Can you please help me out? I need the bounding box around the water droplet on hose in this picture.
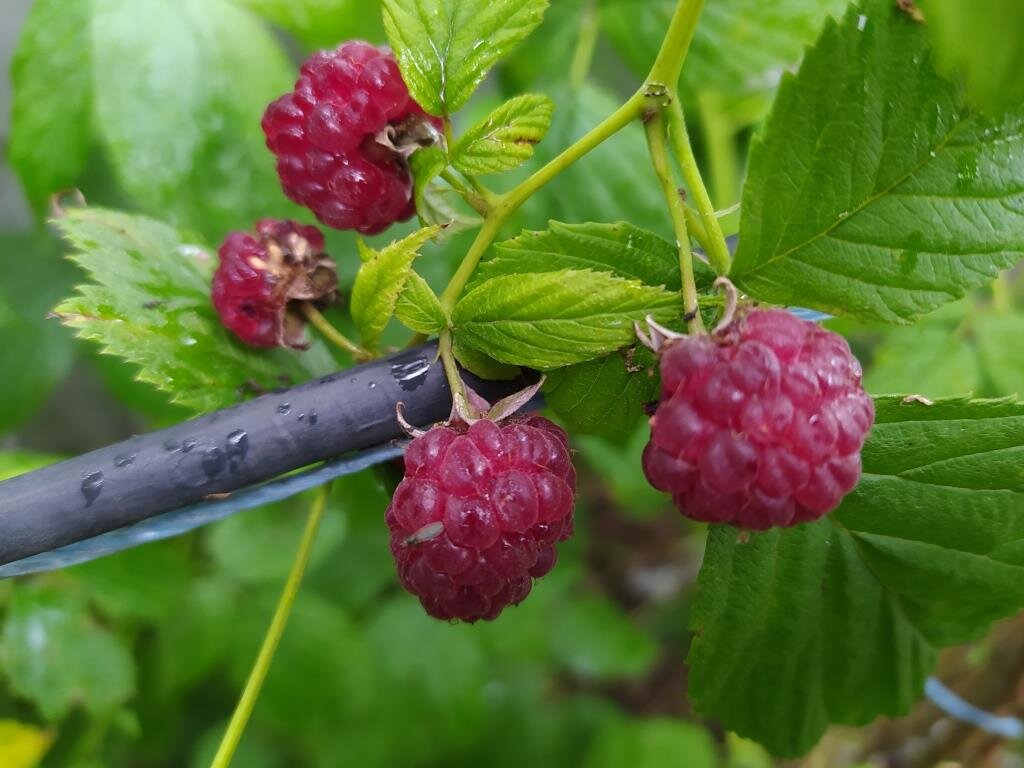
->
[297,412,305,422]
[181,438,197,453]
[81,472,104,506]
[226,430,249,461]
[163,439,180,452]
[390,353,431,392]
[114,454,136,468]
[308,410,318,426]
[202,447,226,478]
[277,402,291,415]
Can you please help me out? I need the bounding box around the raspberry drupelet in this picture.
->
[262,41,442,235]
[642,308,874,529]
[387,415,576,622]
[211,219,337,349]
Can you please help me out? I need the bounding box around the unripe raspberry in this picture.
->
[211,219,336,348]
[643,309,874,529]
[262,41,442,235]
[387,415,576,622]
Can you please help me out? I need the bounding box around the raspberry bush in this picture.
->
[5,0,1024,765]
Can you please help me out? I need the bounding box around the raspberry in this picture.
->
[642,309,874,529]
[387,415,576,622]
[262,41,442,235]
[211,219,337,348]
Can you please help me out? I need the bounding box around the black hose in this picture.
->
[0,343,535,566]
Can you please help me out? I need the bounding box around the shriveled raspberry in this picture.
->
[262,41,442,235]
[211,219,337,348]
[387,415,576,622]
[643,309,874,529]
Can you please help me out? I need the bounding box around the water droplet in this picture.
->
[163,439,180,452]
[277,402,292,415]
[368,381,377,389]
[309,410,318,426]
[225,430,249,461]
[114,454,136,468]
[81,472,104,506]
[181,438,197,453]
[390,353,431,392]
[297,412,305,422]
[202,447,226,478]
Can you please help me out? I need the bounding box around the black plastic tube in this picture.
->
[0,343,535,566]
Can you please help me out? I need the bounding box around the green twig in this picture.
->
[647,0,706,87]
[645,113,704,334]
[209,483,332,768]
[301,303,370,361]
[570,0,599,89]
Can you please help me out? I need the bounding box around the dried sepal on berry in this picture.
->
[211,219,337,349]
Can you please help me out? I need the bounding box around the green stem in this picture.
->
[438,330,466,401]
[439,169,490,215]
[647,0,706,86]
[301,303,370,360]
[209,483,332,768]
[438,215,505,313]
[569,0,599,89]
[666,99,731,275]
[645,113,704,335]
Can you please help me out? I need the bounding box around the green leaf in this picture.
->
[394,273,447,335]
[583,718,717,768]
[731,0,1024,323]
[452,94,555,175]
[549,594,659,679]
[0,586,135,719]
[350,226,440,348]
[90,0,297,236]
[483,220,715,290]
[381,0,548,115]
[545,347,658,438]
[921,0,1024,115]
[8,0,93,211]
[452,339,521,380]
[867,322,980,398]
[452,269,679,369]
[975,313,1024,397]
[0,720,54,768]
[689,397,1024,756]
[52,208,328,414]
[238,0,384,50]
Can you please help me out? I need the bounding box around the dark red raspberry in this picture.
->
[262,41,442,235]
[211,219,337,348]
[643,309,874,529]
[387,415,576,622]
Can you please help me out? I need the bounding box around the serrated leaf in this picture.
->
[394,273,447,335]
[921,0,1024,115]
[381,0,548,115]
[0,586,135,719]
[731,0,1024,322]
[91,0,297,236]
[52,208,328,414]
[689,396,1024,756]
[545,347,658,438]
[482,220,715,290]
[350,226,440,348]
[8,0,93,211]
[452,94,554,175]
[452,269,679,369]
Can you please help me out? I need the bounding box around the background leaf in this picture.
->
[730,0,1024,322]
[583,717,717,768]
[690,397,1024,756]
[0,720,54,768]
[381,0,548,115]
[452,94,555,175]
[238,0,384,50]
[452,269,680,369]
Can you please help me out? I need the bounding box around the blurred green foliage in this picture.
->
[1,0,1023,766]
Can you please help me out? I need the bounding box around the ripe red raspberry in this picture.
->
[211,219,337,348]
[642,309,874,529]
[387,415,576,622]
[262,41,442,235]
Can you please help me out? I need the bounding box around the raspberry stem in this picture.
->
[300,302,371,361]
[645,112,705,335]
[209,482,332,768]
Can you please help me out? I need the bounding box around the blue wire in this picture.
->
[924,676,1024,740]
[0,442,406,579]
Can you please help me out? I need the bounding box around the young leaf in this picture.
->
[53,208,330,414]
[8,0,94,211]
[545,347,659,439]
[689,397,1024,756]
[451,94,555,175]
[381,0,548,115]
[481,220,715,290]
[452,269,679,369]
[394,273,447,335]
[731,0,1024,322]
[921,0,1024,115]
[350,226,441,348]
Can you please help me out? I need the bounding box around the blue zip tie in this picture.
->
[0,442,407,579]
[924,676,1024,740]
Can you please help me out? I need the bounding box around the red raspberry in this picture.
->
[387,415,576,622]
[211,219,337,348]
[642,309,874,529]
[262,41,442,235]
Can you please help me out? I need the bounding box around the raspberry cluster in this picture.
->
[211,219,337,348]
[387,415,576,622]
[262,42,441,235]
[643,309,874,529]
